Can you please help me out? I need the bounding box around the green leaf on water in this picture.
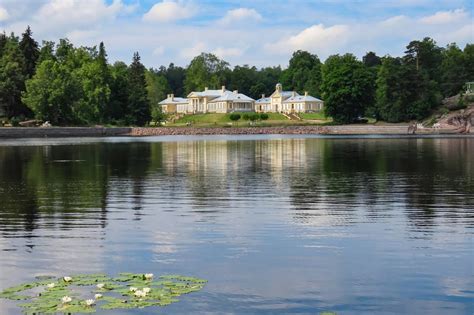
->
[0,272,206,314]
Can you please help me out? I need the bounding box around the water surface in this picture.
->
[0,136,473,314]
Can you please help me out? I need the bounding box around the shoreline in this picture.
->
[0,125,470,139]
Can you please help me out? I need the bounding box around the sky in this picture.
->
[0,0,473,69]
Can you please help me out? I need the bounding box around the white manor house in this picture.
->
[159,83,323,114]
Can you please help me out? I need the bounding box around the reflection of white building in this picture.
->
[255,83,323,113]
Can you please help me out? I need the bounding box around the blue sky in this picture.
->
[0,0,472,68]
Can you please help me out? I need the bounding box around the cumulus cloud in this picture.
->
[213,47,245,59]
[420,9,468,24]
[266,24,350,55]
[0,6,9,21]
[26,0,135,34]
[180,42,207,59]
[143,1,196,23]
[218,8,262,26]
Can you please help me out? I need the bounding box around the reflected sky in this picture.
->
[0,136,473,314]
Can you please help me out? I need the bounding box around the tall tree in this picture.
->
[145,69,170,108]
[362,51,381,67]
[158,63,185,96]
[0,35,28,118]
[127,52,150,126]
[230,65,258,97]
[106,61,129,122]
[440,43,466,96]
[463,44,474,84]
[19,26,39,78]
[281,50,322,96]
[184,53,230,94]
[321,54,374,124]
[404,37,443,83]
[23,60,80,125]
[37,40,55,64]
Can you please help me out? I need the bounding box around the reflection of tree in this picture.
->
[287,138,474,233]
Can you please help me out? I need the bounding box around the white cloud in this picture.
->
[143,1,196,23]
[180,42,207,59]
[152,46,165,56]
[0,6,9,21]
[34,0,134,31]
[266,24,350,55]
[213,47,245,59]
[218,8,262,26]
[420,9,468,24]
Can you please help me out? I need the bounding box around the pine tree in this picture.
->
[127,52,150,126]
[19,26,39,78]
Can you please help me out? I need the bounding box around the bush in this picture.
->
[229,113,241,121]
[260,113,269,120]
[242,113,250,120]
[10,117,21,127]
[249,113,259,121]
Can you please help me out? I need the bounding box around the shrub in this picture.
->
[10,117,21,127]
[242,113,250,120]
[229,113,241,121]
[249,113,259,121]
[260,113,269,120]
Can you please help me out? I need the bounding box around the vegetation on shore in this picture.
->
[0,26,472,126]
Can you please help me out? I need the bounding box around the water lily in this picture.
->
[96,283,105,289]
[143,287,151,294]
[129,286,137,292]
[63,276,72,282]
[134,290,146,298]
[85,299,95,306]
[46,283,55,289]
[144,273,154,280]
[61,296,72,304]
[94,294,103,299]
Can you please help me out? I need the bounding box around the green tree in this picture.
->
[37,41,55,64]
[23,60,80,125]
[440,43,466,96]
[281,50,322,96]
[127,52,150,126]
[106,61,129,122]
[184,53,230,94]
[19,26,39,78]
[463,44,474,84]
[404,37,443,83]
[230,65,258,97]
[321,54,374,124]
[0,35,28,118]
[145,70,169,108]
[158,63,185,96]
[362,51,381,67]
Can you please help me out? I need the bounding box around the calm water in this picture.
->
[0,135,473,314]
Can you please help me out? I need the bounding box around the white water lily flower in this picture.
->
[63,276,72,282]
[142,287,151,294]
[96,283,105,289]
[47,283,55,289]
[134,290,146,298]
[129,286,138,292]
[94,294,103,299]
[85,299,95,306]
[61,296,72,304]
[144,273,154,280]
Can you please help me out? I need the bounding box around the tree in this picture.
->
[184,53,230,94]
[321,54,374,124]
[106,61,129,123]
[145,70,169,108]
[464,44,474,84]
[19,26,39,78]
[230,65,258,97]
[404,37,443,83]
[0,35,28,118]
[127,52,150,126]
[23,60,80,125]
[362,51,381,67]
[158,63,185,96]
[37,41,55,64]
[281,50,322,96]
[440,43,466,96]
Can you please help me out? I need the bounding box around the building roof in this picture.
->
[283,95,323,103]
[187,89,227,98]
[209,91,254,103]
[159,97,188,105]
[255,97,271,104]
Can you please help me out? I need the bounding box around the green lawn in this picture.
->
[169,112,289,126]
[298,112,330,120]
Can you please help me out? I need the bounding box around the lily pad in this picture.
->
[0,272,206,314]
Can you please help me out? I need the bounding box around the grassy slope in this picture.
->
[169,113,289,126]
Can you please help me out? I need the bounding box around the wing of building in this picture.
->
[255,83,324,113]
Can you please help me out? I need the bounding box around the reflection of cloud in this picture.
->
[441,277,473,297]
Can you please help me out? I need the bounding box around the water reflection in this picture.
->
[0,137,473,314]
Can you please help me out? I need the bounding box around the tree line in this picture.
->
[0,26,472,125]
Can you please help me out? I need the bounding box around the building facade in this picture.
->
[255,83,324,113]
[160,83,323,114]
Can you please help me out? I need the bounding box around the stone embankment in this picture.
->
[0,125,470,139]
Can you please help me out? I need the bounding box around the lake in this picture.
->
[0,135,473,314]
